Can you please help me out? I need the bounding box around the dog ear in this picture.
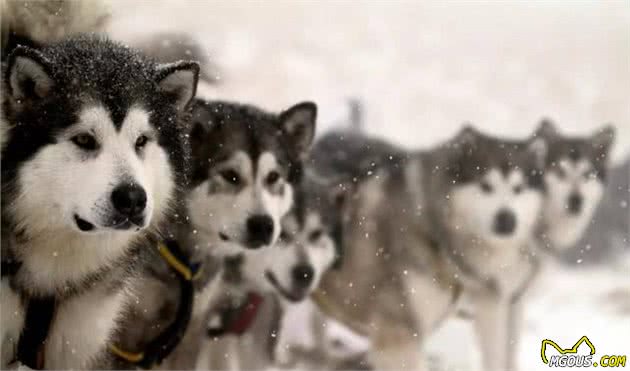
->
[591,124,615,160]
[6,46,55,104]
[156,61,199,111]
[527,136,548,169]
[535,118,558,139]
[455,124,479,146]
[187,101,220,184]
[279,102,317,159]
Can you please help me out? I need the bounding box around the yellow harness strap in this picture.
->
[109,344,144,363]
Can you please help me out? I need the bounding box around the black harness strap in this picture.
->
[110,239,199,369]
[1,260,21,277]
[135,273,193,369]
[17,297,56,369]
[2,256,55,369]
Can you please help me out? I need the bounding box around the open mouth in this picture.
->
[74,215,95,232]
[219,232,230,241]
[265,270,305,303]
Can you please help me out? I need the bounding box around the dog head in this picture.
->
[535,119,615,250]
[233,175,342,302]
[1,36,198,242]
[186,100,316,251]
[446,126,547,247]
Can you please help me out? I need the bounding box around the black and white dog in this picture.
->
[535,119,615,252]
[113,99,318,369]
[1,33,198,368]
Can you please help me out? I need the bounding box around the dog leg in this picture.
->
[506,300,524,371]
[370,340,425,371]
[204,335,241,371]
[368,316,425,371]
[472,293,510,371]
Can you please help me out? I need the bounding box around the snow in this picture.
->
[425,258,630,371]
[107,2,630,370]
[108,0,629,163]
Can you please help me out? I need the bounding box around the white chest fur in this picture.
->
[1,279,129,369]
[45,284,128,369]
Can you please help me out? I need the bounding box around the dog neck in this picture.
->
[7,227,135,297]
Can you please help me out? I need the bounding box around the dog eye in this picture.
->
[266,171,280,186]
[480,181,493,193]
[309,229,324,243]
[513,184,523,194]
[71,133,98,151]
[135,135,149,149]
[220,170,241,185]
[583,170,595,180]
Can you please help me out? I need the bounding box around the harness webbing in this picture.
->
[109,240,201,369]
[17,296,56,369]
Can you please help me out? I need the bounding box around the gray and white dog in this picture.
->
[196,173,343,371]
[114,98,318,369]
[312,126,547,371]
[535,119,615,253]
[0,32,199,369]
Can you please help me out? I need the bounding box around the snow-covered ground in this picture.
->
[108,1,630,370]
[425,257,630,371]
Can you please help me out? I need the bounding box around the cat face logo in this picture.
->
[541,336,626,368]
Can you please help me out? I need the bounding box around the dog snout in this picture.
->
[111,183,147,219]
[246,214,274,248]
[291,263,314,288]
[567,192,583,214]
[493,208,516,236]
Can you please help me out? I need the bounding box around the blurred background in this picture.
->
[108,1,629,370]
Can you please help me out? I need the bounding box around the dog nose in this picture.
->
[111,183,147,218]
[494,208,516,236]
[292,263,314,288]
[567,192,583,214]
[246,214,274,248]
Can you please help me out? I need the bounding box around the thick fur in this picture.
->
[0,0,111,151]
[185,99,316,253]
[198,174,342,370]
[1,35,198,368]
[535,119,615,251]
[115,99,317,369]
[313,127,546,371]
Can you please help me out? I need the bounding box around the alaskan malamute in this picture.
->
[1,35,198,368]
[312,126,546,371]
[535,119,615,252]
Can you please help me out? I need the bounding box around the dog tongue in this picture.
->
[226,292,264,335]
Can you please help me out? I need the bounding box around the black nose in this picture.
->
[567,192,583,214]
[246,214,274,248]
[292,263,314,288]
[494,209,516,236]
[111,183,147,218]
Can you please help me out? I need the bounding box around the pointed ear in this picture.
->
[453,124,480,151]
[5,46,55,103]
[591,125,615,157]
[279,101,317,159]
[189,101,216,138]
[156,61,199,111]
[536,118,558,139]
[527,137,548,169]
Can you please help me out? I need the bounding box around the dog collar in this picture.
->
[110,239,202,369]
[206,292,264,337]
